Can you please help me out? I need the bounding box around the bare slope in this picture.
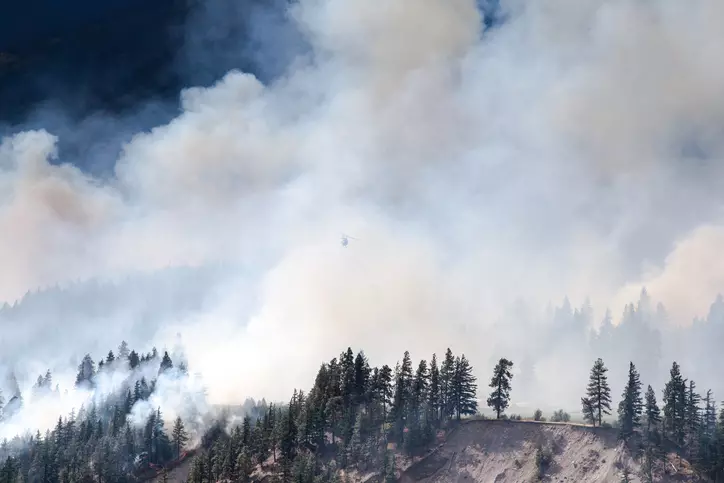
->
[400,420,699,483]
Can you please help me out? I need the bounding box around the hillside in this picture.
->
[400,420,700,483]
[0,343,716,483]
[150,419,702,483]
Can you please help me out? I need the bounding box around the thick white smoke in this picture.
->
[2,0,724,432]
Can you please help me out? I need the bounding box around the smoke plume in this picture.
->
[2,0,724,432]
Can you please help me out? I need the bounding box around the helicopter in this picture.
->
[341,234,358,247]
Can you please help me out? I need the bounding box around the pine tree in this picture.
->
[390,352,414,440]
[75,355,96,388]
[236,449,253,482]
[411,359,429,425]
[279,407,298,480]
[451,355,478,420]
[399,352,414,402]
[663,362,687,446]
[581,397,596,425]
[118,341,130,359]
[698,390,718,478]
[704,390,717,438]
[617,362,643,440]
[347,411,363,464]
[487,358,514,419]
[159,351,173,374]
[585,358,612,427]
[685,380,701,436]
[377,365,393,427]
[42,370,52,388]
[428,355,440,426]
[684,380,701,460]
[353,351,371,404]
[716,407,724,480]
[340,348,356,409]
[241,415,252,447]
[644,385,661,433]
[172,416,188,459]
[128,350,140,370]
[439,348,456,423]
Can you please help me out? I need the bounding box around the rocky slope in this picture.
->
[399,420,701,483]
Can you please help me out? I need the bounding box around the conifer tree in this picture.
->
[128,350,140,370]
[353,351,371,404]
[487,358,514,419]
[399,351,414,401]
[172,416,188,459]
[241,415,252,447]
[340,348,356,408]
[581,397,596,425]
[236,450,253,482]
[118,341,130,359]
[411,360,429,424]
[684,380,701,460]
[347,412,363,464]
[698,390,718,478]
[716,407,724,479]
[390,352,414,439]
[644,385,661,433]
[704,390,717,437]
[428,355,440,425]
[663,362,687,446]
[377,365,393,425]
[452,355,478,420]
[439,348,456,422]
[617,362,643,440]
[584,358,612,427]
[75,355,96,388]
[159,351,174,374]
[685,380,701,437]
[279,407,298,479]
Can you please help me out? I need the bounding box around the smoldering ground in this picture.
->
[2,0,724,436]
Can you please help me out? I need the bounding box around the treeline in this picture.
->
[580,357,724,481]
[186,347,479,483]
[0,342,194,483]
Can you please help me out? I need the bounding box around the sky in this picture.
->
[1,0,724,426]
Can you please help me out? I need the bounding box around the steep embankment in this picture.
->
[400,420,699,483]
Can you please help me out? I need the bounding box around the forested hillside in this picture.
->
[0,345,479,483]
[0,341,208,483]
[3,339,724,482]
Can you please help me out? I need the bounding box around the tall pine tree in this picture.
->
[428,355,440,425]
[172,416,188,459]
[584,358,612,427]
[487,358,513,420]
[644,385,661,433]
[663,362,687,446]
[451,355,478,420]
[439,349,456,423]
[617,362,643,440]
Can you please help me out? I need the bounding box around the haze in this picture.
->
[1,0,724,435]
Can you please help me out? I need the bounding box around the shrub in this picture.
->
[551,410,570,423]
[533,409,543,421]
[534,443,553,480]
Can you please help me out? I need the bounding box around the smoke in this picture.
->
[0,354,212,443]
[2,0,724,433]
